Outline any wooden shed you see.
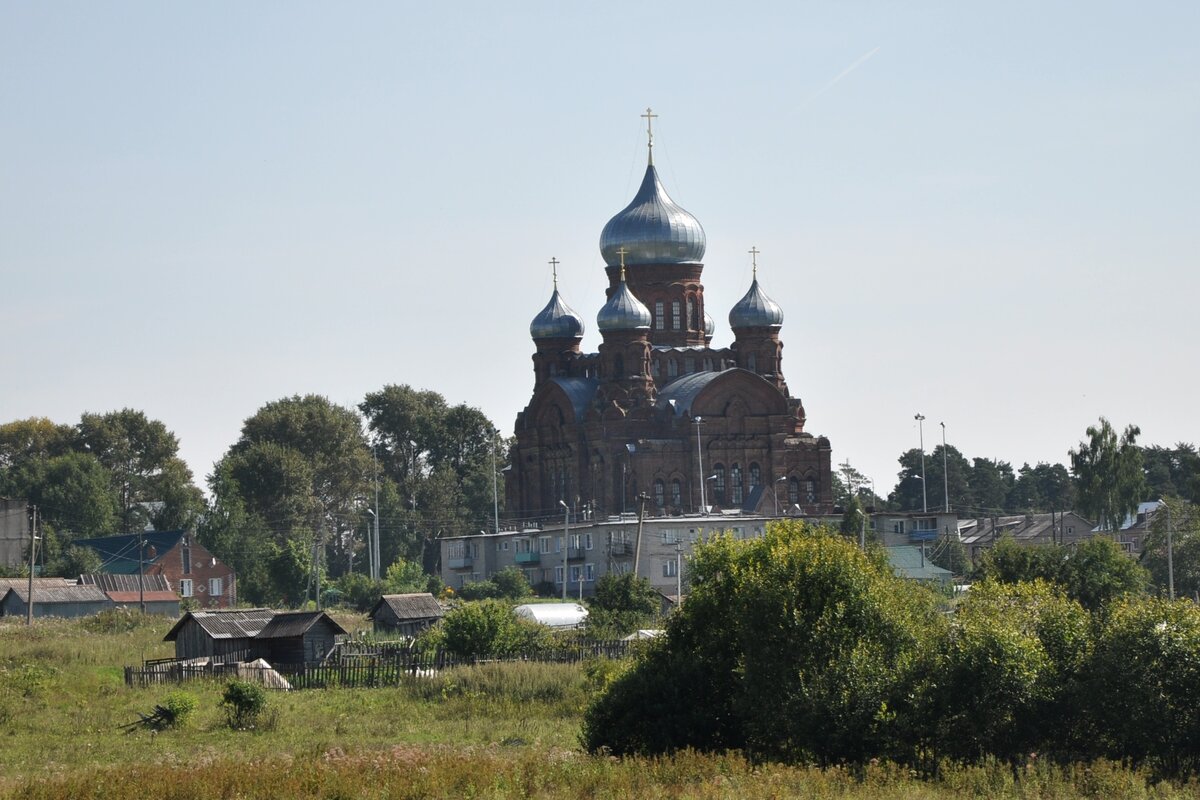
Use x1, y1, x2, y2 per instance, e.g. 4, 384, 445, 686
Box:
369, 593, 444, 636
0, 585, 111, 619
254, 612, 347, 664
163, 609, 275, 663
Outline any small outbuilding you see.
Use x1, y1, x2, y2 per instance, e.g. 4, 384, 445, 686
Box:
369, 593, 444, 636
80, 573, 180, 616
163, 608, 275, 663
255, 611, 347, 664
0, 584, 111, 619
513, 602, 588, 629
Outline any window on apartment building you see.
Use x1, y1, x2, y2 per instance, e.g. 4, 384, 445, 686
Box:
570, 565, 582, 583
663, 560, 678, 578
584, 533, 593, 550
209, 577, 223, 597
914, 518, 937, 531
585, 563, 595, 581
555, 566, 564, 583
179, 579, 193, 598
539, 536, 551, 554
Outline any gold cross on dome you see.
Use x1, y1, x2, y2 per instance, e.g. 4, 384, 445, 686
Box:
617, 247, 628, 280
749, 246, 760, 277
641, 107, 657, 148
549, 257, 559, 287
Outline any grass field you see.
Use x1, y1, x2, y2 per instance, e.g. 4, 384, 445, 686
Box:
2, 612, 1198, 799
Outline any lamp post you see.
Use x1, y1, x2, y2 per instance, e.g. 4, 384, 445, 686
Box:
940, 422, 949, 513
558, 499, 569, 601
372, 445, 381, 581
914, 414, 927, 513
1161, 499, 1175, 601
694, 416, 706, 513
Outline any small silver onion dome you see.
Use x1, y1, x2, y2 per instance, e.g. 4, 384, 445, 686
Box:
597, 269, 652, 331
599, 160, 706, 267
729, 277, 784, 329
530, 288, 584, 340
704, 311, 715, 339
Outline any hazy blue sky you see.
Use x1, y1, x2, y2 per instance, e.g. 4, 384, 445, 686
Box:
3, 2, 1197, 503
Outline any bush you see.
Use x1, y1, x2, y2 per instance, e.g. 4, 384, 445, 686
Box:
431, 599, 549, 659
163, 691, 198, 729
222, 680, 268, 730
585, 573, 658, 638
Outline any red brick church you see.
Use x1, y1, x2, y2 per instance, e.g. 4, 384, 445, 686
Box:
507, 115, 833, 520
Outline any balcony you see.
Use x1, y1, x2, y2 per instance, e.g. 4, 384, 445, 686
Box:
514, 551, 540, 565
447, 556, 474, 570
909, 531, 937, 543
609, 541, 633, 557
567, 547, 587, 561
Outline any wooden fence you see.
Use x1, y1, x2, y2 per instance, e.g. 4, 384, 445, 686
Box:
125, 640, 635, 689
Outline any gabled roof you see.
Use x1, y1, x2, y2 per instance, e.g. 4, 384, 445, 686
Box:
80, 573, 172, 593
370, 593, 443, 621
256, 611, 348, 639
163, 608, 275, 641
0, 577, 76, 593
2, 585, 110, 605
72, 530, 192, 574
885, 546, 953, 581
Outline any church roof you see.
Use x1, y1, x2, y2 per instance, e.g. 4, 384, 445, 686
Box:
597, 271, 652, 331
530, 287, 584, 340
549, 377, 599, 422
599, 159, 706, 267
656, 372, 723, 416
729, 277, 784, 329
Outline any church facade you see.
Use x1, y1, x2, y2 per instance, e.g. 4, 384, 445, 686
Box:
506, 121, 833, 522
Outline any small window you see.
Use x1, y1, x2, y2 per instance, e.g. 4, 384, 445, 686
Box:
539, 536, 551, 554
714, 465, 726, 504
684, 357, 695, 373
788, 477, 799, 505
555, 566, 564, 583
731, 464, 744, 505
654, 479, 666, 508
672, 301, 682, 330
806, 479, 816, 504
209, 577, 223, 597
663, 560, 678, 578
585, 533, 593, 550
655, 301, 665, 330
179, 579, 193, 598
585, 563, 595, 581
668, 359, 678, 377
181, 548, 191, 575
671, 479, 682, 508
570, 565, 582, 583
687, 298, 696, 330
750, 463, 761, 488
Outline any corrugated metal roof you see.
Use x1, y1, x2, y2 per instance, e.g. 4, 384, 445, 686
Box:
80, 573, 172, 592
0, 577, 75, 592
3, 585, 110, 604
256, 611, 347, 639
106, 591, 179, 603
163, 609, 275, 641
371, 593, 443, 621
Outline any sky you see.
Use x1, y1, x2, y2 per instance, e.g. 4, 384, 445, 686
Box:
2, 2, 1197, 501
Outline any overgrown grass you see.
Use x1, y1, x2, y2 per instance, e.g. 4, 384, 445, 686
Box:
2, 615, 1199, 799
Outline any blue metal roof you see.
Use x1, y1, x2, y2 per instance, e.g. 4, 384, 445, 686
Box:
530, 287, 584, 340
74, 530, 189, 575
656, 371, 723, 416
550, 377, 599, 422
599, 160, 706, 267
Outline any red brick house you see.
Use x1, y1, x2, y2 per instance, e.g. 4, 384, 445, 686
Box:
74, 531, 236, 608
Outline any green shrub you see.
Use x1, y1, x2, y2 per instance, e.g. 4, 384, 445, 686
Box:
81, 607, 145, 634
432, 599, 549, 659
222, 680, 268, 730
163, 691, 198, 729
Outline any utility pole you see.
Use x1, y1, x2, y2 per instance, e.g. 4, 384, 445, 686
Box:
914, 414, 927, 513
940, 422, 949, 513
26, 505, 38, 626
559, 500, 569, 601
138, 528, 146, 614
373, 445, 381, 582
694, 416, 706, 513
633, 493, 649, 577
675, 539, 682, 605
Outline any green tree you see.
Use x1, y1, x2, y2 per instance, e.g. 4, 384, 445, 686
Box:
974, 536, 1147, 611
1140, 499, 1200, 599
1071, 417, 1146, 532
585, 573, 657, 638
25, 452, 119, 538
382, 558, 428, 594
76, 409, 204, 531
432, 599, 547, 659
969, 457, 1015, 513
1142, 444, 1200, 505
46, 544, 102, 578
583, 521, 944, 764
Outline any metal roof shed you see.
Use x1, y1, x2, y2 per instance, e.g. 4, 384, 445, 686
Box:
369, 593, 444, 636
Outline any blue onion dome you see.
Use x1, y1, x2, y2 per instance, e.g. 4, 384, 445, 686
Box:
530, 287, 584, 340
704, 310, 715, 339
599, 158, 706, 267
729, 276, 784, 329
597, 267, 652, 331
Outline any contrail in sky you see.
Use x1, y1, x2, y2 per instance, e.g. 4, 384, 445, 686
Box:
802, 46, 882, 107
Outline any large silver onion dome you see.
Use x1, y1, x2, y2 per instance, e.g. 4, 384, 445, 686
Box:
729, 277, 784, 329
597, 270, 652, 331
530, 288, 584, 340
599, 160, 706, 267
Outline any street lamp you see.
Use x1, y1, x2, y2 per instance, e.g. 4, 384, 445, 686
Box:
558, 499, 569, 601
694, 416, 706, 512
1160, 499, 1175, 601
365, 508, 377, 582
914, 414, 927, 513
940, 422, 949, 513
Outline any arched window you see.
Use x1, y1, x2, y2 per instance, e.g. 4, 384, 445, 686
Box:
652, 358, 661, 376
654, 479, 666, 508
788, 477, 800, 505
714, 465, 726, 505
703, 357, 713, 372
668, 359, 678, 377
806, 478, 816, 504
671, 479, 681, 508
687, 297, 696, 330
655, 301, 665, 330
731, 464, 743, 505
749, 463, 761, 488
672, 300, 682, 330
